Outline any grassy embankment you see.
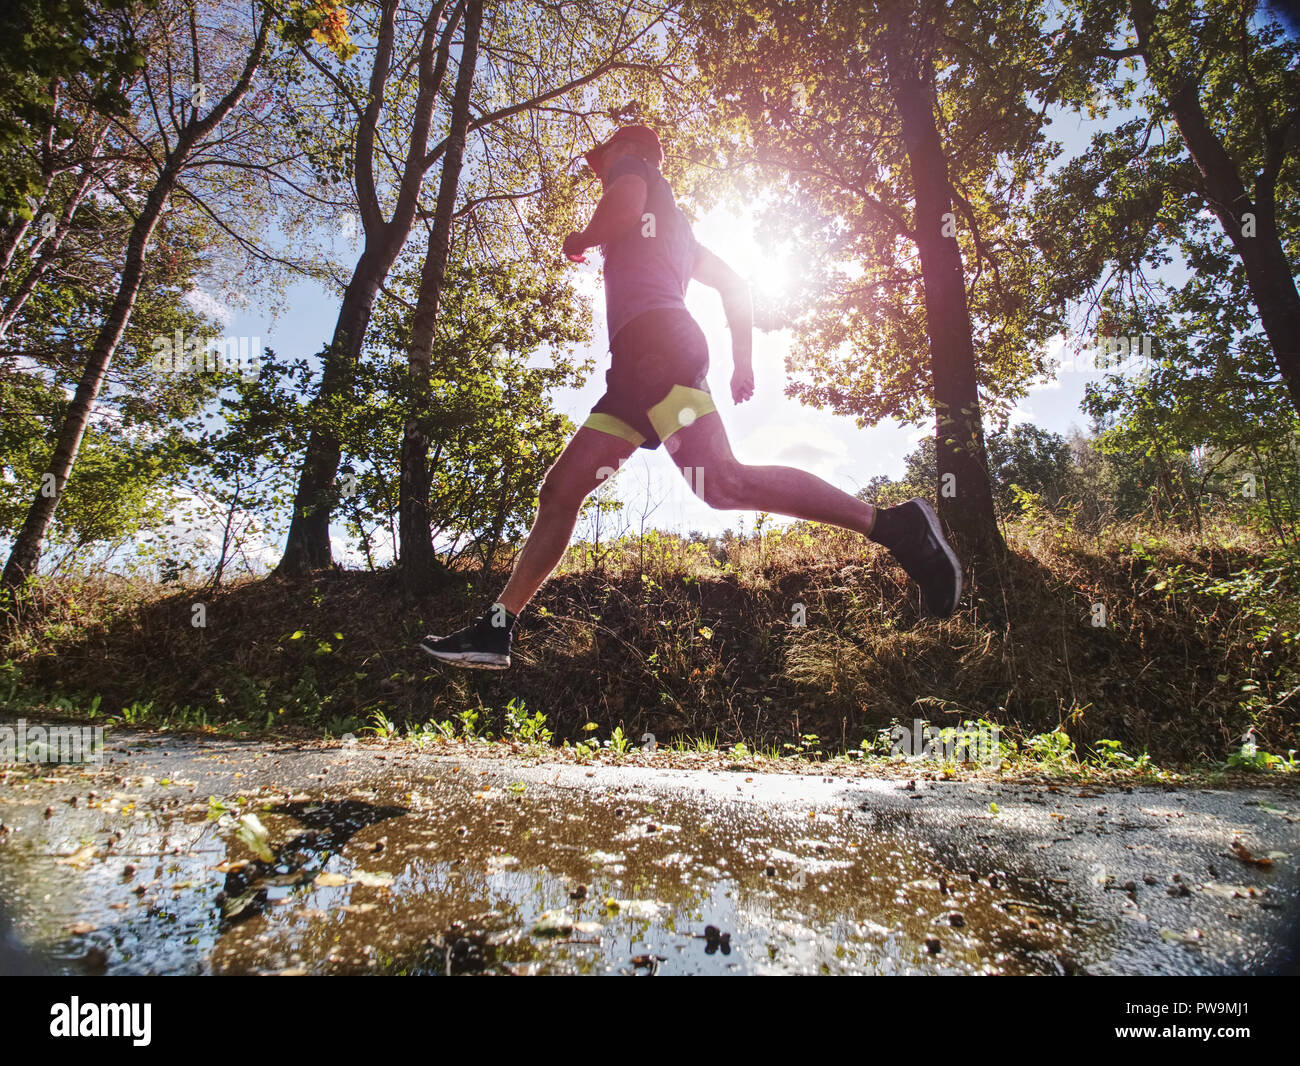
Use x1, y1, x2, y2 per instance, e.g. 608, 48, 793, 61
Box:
2, 513, 1297, 780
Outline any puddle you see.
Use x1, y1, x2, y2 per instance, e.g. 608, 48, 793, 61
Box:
0, 763, 1092, 974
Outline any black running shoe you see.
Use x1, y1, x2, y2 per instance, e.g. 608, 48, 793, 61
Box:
419, 613, 511, 670
888, 498, 963, 618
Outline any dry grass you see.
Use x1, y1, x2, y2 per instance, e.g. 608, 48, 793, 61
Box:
1, 515, 1295, 764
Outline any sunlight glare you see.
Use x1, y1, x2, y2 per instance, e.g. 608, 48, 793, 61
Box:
695, 208, 792, 299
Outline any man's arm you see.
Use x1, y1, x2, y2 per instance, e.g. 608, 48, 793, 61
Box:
692, 245, 754, 403
562, 173, 647, 260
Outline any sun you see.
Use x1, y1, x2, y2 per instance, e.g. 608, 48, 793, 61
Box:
746, 254, 791, 299
694, 207, 794, 299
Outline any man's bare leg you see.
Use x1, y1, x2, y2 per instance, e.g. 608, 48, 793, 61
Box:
420, 426, 638, 667
497, 426, 639, 614
666, 411, 962, 616
665, 413, 876, 533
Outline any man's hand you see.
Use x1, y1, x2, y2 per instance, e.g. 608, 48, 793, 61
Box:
731, 364, 754, 404
563, 231, 589, 263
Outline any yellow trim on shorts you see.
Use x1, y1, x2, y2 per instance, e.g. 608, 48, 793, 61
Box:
583, 411, 646, 446
647, 385, 715, 442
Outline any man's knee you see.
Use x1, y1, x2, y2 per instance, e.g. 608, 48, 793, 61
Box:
540, 460, 615, 510
538, 469, 582, 511
690, 460, 748, 510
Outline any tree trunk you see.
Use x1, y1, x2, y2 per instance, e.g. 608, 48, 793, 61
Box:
275, 250, 389, 575
398, 0, 482, 593
1131, 0, 1300, 413
884, 7, 1004, 563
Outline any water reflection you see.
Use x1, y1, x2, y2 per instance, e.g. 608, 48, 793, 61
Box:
0, 767, 1086, 975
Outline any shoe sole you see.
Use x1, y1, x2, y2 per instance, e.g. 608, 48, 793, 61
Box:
418, 642, 510, 670
907, 497, 963, 617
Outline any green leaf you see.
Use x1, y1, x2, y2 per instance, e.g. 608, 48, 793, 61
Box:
235, 813, 274, 863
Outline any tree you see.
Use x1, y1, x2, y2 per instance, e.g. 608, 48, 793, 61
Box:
1035, 0, 1300, 413
363, 253, 592, 574
689, 0, 1091, 560
0, 206, 225, 571
861, 424, 1076, 519
3, 0, 283, 591
1130, 0, 1300, 410
986, 423, 1076, 513
175, 345, 311, 585
0, 0, 146, 222
274, 0, 465, 576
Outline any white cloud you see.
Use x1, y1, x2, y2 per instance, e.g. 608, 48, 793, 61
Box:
183, 287, 234, 327
735, 422, 846, 482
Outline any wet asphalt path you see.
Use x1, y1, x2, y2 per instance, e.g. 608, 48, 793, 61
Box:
1, 720, 1297, 975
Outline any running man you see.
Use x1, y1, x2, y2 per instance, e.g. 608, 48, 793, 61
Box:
420, 124, 962, 669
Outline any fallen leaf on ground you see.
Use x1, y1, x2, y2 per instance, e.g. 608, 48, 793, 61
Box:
1200, 882, 1264, 900
607, 898, 665, 920
350, 870, 393, 888
236, 813, 274, 863
56, 845, 97, 868
1229, 840, 1273, 868
313, 872, 349, 887
532, 909, 575, 936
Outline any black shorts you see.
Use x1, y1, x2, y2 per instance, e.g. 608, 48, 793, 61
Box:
584, 307, 716, 451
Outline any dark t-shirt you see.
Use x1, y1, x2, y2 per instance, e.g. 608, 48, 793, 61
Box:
599, 154, 699, 346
